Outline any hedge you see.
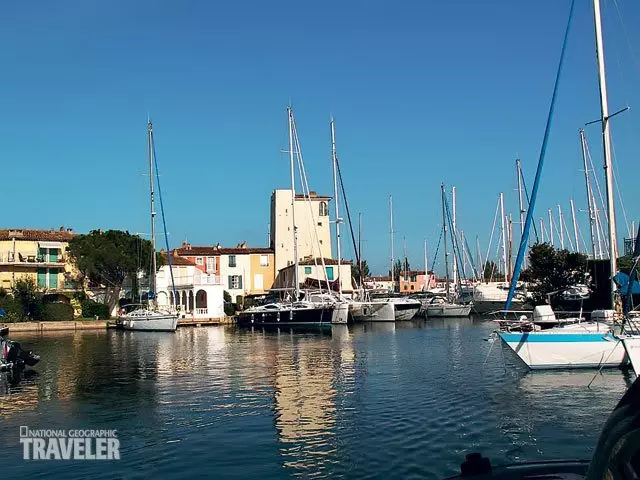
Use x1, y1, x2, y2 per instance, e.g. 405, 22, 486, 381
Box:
81, 300, 111, 319
41, 302, 74, 321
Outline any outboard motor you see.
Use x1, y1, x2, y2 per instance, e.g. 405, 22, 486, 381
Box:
0, 328, 40, 371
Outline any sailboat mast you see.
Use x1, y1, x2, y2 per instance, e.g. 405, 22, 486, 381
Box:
592, 0, 618, 308
390, 195, 394, 292
516, 159, 526, 268
358, 212, 362, 287
549, 209, 555, 247
571, 201, 581, 252
148, 121, 157, 305
452, 186, 458, 287
580, 129, 598, 259
558, 204, 565, 249
424, 239, 428, 291
287, 107, 300, 301
442, 184, 450, 301
330, 117, 343, 297
500, 192, 507, 281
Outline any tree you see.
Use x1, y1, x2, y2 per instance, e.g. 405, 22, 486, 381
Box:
520, 242, 588, 305
482, 261, 504, 281
389, 259, 407, 280
67, 230, 161, 314
12, 276, 42, 320
351, 260, 371, 285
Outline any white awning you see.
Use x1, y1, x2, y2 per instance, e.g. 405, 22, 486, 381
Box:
38, 241, 63, 249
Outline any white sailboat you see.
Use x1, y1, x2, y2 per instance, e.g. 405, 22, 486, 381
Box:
425, 184, 471, 318
119, 121, 179, 332
498, 0, 628, 369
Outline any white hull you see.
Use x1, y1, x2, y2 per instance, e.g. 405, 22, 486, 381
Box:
426, 304, 471, 317
120, 313, 178, 332
394, 305, 420, 321
331, 302, 350, 324
349, 301, 395, 322
499, 328, 627, 369
621, 336, 640, 376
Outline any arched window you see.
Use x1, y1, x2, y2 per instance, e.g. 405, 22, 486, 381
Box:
319, 201, 328, 216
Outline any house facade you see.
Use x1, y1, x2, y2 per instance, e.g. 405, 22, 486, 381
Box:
155, 254, 225, 319
270, 189, 332, 275
399, 270, 437, 293
0, 228, 79, 292
364, 276, 394, 293
274, 258, 354, 294
173, 242, 275, 300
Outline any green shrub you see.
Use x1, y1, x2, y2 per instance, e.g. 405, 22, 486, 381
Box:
0, 296, 24, 321
81, 300, 110, 319
41, 302, 74, 321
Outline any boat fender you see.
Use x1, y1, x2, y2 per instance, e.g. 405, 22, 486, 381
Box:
460, 453, 491, 477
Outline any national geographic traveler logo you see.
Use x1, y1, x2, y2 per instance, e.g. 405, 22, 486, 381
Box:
19, 427, 120, 460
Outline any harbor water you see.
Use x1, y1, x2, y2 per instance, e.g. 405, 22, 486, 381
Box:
0, 317, 633, 479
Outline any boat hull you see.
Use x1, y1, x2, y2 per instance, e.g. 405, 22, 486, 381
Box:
472, 300, 525, 315
120, 315, 178, 332
331, 302, 349, 324
498, 331, 627, 369
426, 305, 471, 317
394, 303, 420, 321
236, 306, 334, 327
621, 336, 640, 376
349, 302, 395, 322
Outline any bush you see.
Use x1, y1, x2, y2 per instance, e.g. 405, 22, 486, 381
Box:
81, 300, 110, 319
41, 302, 74, 321
0, 296, 24, 321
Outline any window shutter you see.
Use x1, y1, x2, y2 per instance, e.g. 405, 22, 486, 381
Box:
228, 276, 233, 289
238, 276, 243, 289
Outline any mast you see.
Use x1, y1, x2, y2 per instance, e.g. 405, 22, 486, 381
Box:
476, 235, 482, 282
508, 215, 513, 282
558, 204, 565, 249
358, 212, 362, 287
390, 195, 394, 292
571, 199, 580, 253
441, 184, 450, 301
593, 0, 618, 308
461, 230, 467, 278
540, 218, 545, 243
580, 129, 598, 259
403, 236, 408, 286
516, 159, 526, 267
452, 186, 458, 288
424, 239, 428, 291
148, 120, 157, 305
549, 209, 555, 247
500, 192, 507, 280
330, 117, 343, 297
287, 107, 300, 301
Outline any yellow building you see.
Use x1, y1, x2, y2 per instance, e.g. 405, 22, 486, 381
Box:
0, 228, 78, 292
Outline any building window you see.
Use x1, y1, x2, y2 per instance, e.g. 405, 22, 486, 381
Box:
260, 255, 269, 266
404, 285, 408, 290
319, 201, 328, 216
326, 266, 334, 281
410, 285, 415, 290
228, 275, 242, 290
196, 257, 203, 266
229, 255, 236, 267
317, 222, 322, 226
206, 257, 215, 272
304, 267, 312, 274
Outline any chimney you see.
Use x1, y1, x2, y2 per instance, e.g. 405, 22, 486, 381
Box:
59, 226, 65, 232
67, 228, 73, 233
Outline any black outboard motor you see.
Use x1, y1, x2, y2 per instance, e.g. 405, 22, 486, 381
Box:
0, 327, 40, 371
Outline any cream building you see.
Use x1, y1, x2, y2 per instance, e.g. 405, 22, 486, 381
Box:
270, 190, 332, 275
275, 258, 354, 294
0, 228, 78, 292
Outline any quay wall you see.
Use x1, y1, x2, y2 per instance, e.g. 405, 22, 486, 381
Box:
1, 317, 236, 332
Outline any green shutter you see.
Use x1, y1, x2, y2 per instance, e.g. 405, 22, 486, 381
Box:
37, 269, 47, 288
326, 267, 334, 281
49, 249, 58, 262
49, 269, 58, 288
238, 276, 243, 289
228, 276, 233, 289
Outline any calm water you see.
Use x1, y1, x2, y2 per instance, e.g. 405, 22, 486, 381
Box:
0, 318, 633, 479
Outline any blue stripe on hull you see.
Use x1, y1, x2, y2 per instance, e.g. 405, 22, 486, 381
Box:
499, 332, 614, 343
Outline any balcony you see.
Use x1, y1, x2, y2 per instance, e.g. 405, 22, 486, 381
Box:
0, 252, 67, 267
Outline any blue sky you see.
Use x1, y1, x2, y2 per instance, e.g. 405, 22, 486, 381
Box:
1, 0, 639, 275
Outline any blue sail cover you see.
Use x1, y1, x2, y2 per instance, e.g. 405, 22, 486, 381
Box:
614, 272, 640, 295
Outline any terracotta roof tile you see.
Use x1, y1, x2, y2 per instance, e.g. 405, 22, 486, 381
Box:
174, 246, 274, 256
298, 257, 352, 266
0, 229, 77, 242
162, 253, 195, 266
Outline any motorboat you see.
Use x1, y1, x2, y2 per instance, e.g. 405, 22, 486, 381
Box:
0, 327, 40, 371
387, 296, 421, 321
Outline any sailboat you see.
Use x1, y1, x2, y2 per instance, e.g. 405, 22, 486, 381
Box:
236, 107, 338, 328
497, 0, 627, 369
118, 121, 179, 332
425, 184, 471, 318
